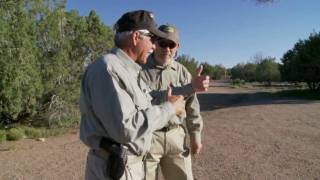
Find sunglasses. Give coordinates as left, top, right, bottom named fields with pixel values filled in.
left=138, top=31, right=154, bottom=38
left=138, top=31, right=157, bottom=43
left=157, top=40, right=176, bottom=49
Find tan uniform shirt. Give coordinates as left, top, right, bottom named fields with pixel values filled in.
left=80, top=48, right=176, bottom=156
left=140, top=55, right=203, bottom=144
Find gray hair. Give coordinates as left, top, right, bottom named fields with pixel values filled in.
left=114, top=29, right=151, bottom=48
left=114, top=31, right=133, bottom=48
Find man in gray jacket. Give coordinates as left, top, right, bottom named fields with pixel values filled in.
left=80, top=10, right=185, bottom=180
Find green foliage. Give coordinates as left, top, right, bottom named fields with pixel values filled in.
left=232, top=79, right=246, bottom=87
left=0, top=1, right=114, bottom=127
left=6, top=128, right=25, bottom=141
left=0, top=0, right=43, bottom=123
left=231, top=63, right=245, bottom=80
left=0, top=130, right=6, bottom=142
left=199, top=62, right=228, bottom=80
left=281, top=32, right=320, bottom=91
left=23, top=126, right=47, bottom=138
left=177, top=57, right=227, bottom=80
left=212, top=64, right=227, bottom=80
left=256, top=57, right=281, bottom=85
left=176, top=54, right=198, bottom=76
left=231, top=57, right=280, bottom=85
left=202, top=62, right=214, bottom=78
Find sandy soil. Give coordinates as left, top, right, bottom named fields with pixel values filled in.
left=1, top=85, right=320, bottom=180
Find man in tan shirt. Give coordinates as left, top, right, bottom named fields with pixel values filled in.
left=140, top=24, right=209, bottom=180
left=80, top=11, right=185, bottom=180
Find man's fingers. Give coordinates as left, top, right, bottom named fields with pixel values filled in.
left=167, top=86, right=172, bottom=97
left=196, top=65, right=203, bottom=76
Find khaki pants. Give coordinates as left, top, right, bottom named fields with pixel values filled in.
left=145, top=126, right=193, bottom=180
left=85, top=149, right=144, bottom=180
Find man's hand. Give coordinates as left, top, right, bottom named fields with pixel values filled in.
left=191, top=65, right=210, bottom=92
left=166, top=87, right=185, bottom=116
left=190, top=140, right=203, bottom=155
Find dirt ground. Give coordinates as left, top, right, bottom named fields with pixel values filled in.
left=1, top=84, right=320, bottom=180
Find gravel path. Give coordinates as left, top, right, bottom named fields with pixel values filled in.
left=1, top=86, right=320, bottom=180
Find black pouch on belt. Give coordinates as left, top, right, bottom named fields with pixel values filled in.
left=100, top=137, right=128, bottom=180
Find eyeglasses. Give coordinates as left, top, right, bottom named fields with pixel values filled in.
left=157, top=40, right=176, bottom=49
left=137, top=30, right=156, bottom=43
left=137, top=30, right=154, bottom=38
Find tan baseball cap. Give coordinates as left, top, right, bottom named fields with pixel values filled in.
left=158, top=24, right=179, bottom=45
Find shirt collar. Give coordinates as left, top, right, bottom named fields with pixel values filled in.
left=147, top=54, right=177, bottom=71
left=111, top=47, right=142, bottom=74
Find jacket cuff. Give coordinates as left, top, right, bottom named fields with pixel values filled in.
left=190, top=132, right=202, bottom=144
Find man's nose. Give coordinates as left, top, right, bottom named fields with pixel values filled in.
left=151, top=43, right=156, bottom=51
left=165, top=46, right=171, bottom=52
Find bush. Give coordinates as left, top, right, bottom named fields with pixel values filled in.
left=232, top=79, right=246, bottom=86
left=6, top=128, right=25, bottom=141
left=0, top=130, right=6, bottom=142
left=0, top=1, right=113, bottom=127
left=23, top=127, right=47, bottom=139
left=39, top=95, right=80, bottom=128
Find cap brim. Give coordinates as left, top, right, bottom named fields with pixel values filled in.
left=149, top=27, right=167, bottom=39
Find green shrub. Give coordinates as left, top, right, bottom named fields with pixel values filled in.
left=0, top=130, right=6, bottom=142
left=23, top=127, right=47, bottom=139
left=232, top=79, right=246, bottom=86
left=6, top=128, right=25, bottom=141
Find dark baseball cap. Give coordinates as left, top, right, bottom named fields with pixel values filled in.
left=114, top=10, right=166, bottom=38
left=158, top=24, right=180, bottom=45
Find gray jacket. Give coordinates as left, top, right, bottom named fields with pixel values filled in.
left=80, top=48, right=176, bottom=155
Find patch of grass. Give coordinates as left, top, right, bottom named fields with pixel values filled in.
left=231, top=79, right=246, bottom=87
left=0, top=130, right=6, bottom=142
left=275, top=89, right=320, bottom=100
left=22, top=126, right=72, bottom=139
left=23, top=127, right=47, bottom=139
left=46, top=128, right=70, bottom=137
left=0, top=123, right=77, bottom=142
left=6, top=128, right=25, bottom=141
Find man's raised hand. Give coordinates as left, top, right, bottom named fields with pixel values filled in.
left=192, top=65, right=210, bottom=92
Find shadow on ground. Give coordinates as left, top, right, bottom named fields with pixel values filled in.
left=198, top=91, right=319, bottom=112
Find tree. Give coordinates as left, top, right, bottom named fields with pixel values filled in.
left=0, top=0, right=43, bottom=123
left=256, top=57, right=281, bottom=85
left=0, top=0, right=115, bottom=126
left=176, top=54, right=199, bottom=76
left=230, top=63, right=245, bottom=80
left=212, top=64, right=227, bottom=80
left=243, top=63, right=257, bottom=82
left=201, top=62, right=214, bottom=79
left=281, top=32, right=320, bottom=90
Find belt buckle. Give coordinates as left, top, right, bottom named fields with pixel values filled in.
left=162, top=126, right=170, bottom=132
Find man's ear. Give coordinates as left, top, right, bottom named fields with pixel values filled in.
left=176, top=43, right=180, bottom=49
left=132, top=31, right=140, bottom=46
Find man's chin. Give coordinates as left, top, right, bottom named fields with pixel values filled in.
left=137, top=58, right=147, bottom=65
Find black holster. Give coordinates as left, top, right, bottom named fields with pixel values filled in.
left=100, top=137, right=128, bottom=180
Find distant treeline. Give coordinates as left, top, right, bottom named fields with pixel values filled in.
left=229, top=32, right=320, bottom=90
left=178, top=32, right=320, bottom=91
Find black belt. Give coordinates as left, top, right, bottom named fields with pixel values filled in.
left=100, top=137, right=136, bottom=155
left=100, top=137, right=120, bottom=153
left=157, top=125, right=180, bottom=132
